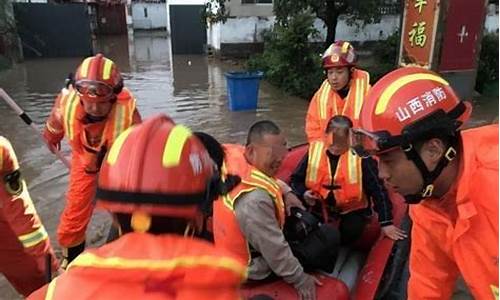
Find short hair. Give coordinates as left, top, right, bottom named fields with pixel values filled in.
left=325, top=115, right=353, bottom=133
left=194, top=132, right=224, bottom=171
left=246, top=120, right=281, bottom=145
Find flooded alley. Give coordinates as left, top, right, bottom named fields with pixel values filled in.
left=0, top=32, right=497, bottom=299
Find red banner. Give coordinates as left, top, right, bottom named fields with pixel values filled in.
left=438, top=0, right=486, bottom=71
left=398, top=0, right=440, bottom=68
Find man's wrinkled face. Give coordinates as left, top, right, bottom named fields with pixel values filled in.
left=326, top=67, right=350, bottom=91
left=246, top=133, right=288, bottom=177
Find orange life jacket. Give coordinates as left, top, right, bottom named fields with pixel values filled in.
left=213, top=144, right=285, bottom=265
left=305, top=140, right=367, bottom=214
left=305, top=69, right=370, bottom=142
left=0, top=136, right=58, bottom=296
left=28, top=233, right=246, bottom=300
left=58, top=87, right=137, bottom=154
left=408, top=124, right=499, bottom=300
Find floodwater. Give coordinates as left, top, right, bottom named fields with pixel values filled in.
left=0, top=31, right=497, bottom=299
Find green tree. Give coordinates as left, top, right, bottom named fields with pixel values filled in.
left=247, top=12, right=324, bottom=99
left=274, top=0, right=400, bottom=47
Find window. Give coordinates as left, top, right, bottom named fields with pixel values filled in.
left=242, top=0, right=272, bottom=4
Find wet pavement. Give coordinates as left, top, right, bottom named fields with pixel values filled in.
left=0, top=31, right=497, bottom=299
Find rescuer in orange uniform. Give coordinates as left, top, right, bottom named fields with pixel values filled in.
left=351, top=67, right=499, bottom=299
left=305, top=40, right=370, bottom=142
left=42, top=54, right=141, bottom=267
left=290, top=115, right=405, bottom=243
left=0, top=136, right=59, bottom=297
left=28, top=115, right=246, bottom=300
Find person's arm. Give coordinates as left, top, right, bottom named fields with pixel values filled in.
left=408, top=209, right=459, bottom=300
left=43, top=92, right=65, bottom=152
left=234, top=190, right=313, bottom=289
left=361, top=157, right=393, bottom=226
left=289, top=153, right=309, bottom=201
left=305, top=91, right=323, bottom=142
left=0, top=138, right=58, bottom=273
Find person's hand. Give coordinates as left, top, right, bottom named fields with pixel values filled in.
left=381, top=224, right=407, bottom=240
left=42, top=127, right=61, bottom=154
left=303, top=190, right=320, bottom=206
left=295, top=274, right=322, bottom=300
left=284, top=191, right=305, bottom=216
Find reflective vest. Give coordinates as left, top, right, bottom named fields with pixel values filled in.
left=213, top=144, right=285, bottom=265
left=0, top=136, right=58, bottom=296
left=57, top=87, right=137, bottom=154
left=28, top=233, right=246, bottom=300
left=305, top=140, right=367, bottom=214
left=305, top=69, right=370, bottom=142
left=0, top=137, right=49, bottom=250
left=408, top=124, right=499, bottom=300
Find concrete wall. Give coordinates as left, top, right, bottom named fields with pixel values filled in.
left=209, top=14, right=400, bottom=52
left=132, top=3, right=168, bottom=30
left=485, top=4, right=499, bottom=33
left=210, top=8, right=499, bottom=53
left=208, top=21, right=221, bottom=50
left=226, top=1, right=273, bottom=17
left=220, top=16, right=273, bottom=43
left=0, top=0, right=22, bottom=69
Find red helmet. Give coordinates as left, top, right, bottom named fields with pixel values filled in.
left=322, top=41, right=357, bottom=69
left=96, top=115, right=214, bottom=220
left=74, top=53, right=123, bottom=103
left=352, top=67, right=472, bottom=202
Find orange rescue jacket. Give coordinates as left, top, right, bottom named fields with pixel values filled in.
left=0, top=136, right=58, bottom=296
left=28, top=233, right=246, bottom=300
left=305, top=69, right=370, bottom=142
left=213, top=144, right=285, bottom=265
left=305, top=140, right=367, bottom=214
left=45, top=87, right=139, bottom=157
left=408, top=124, right=499, bottom=300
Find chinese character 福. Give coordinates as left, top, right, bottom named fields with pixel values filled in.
left=408, top=22, right=427, bottom=47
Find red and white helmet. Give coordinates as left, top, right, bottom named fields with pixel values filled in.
left=96, top=115, right=214, bottom=220
left=322, top=41, right=357, bottom=69
left=74, top=53, right=123, bottom=103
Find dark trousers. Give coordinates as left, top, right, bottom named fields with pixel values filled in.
left=338, top=209, right=370, bottom=245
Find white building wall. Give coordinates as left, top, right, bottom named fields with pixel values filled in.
left=210, top=14, right=400, bottom=50
left=220, top=16, right=274, bottom=43
left=208, top=21, right=221, bottom=50
left=132, top=3, right=168, bottom=30
left=485, top=4, right=499, bottom=33
left=209, top=10, right=498, bottom=50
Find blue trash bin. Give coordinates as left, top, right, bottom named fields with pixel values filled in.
left=224, top=71, right=264, bottom=111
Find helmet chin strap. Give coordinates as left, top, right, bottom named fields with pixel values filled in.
left=402, top=143, right=457, bottom=204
